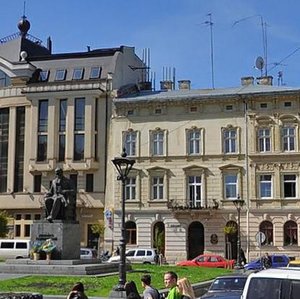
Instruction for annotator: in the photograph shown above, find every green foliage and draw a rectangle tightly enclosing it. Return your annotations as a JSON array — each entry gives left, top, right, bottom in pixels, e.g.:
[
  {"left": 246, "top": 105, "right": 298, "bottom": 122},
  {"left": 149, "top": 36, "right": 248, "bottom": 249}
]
[
  {"left": 224, "top": 224, "right": 237, "bottom": 235},
  {"left": 0, "top": 264, "right": 231, "bottom": 297},
  {"left": 153, "top": 225, "right": 165, "bottom": 254},
  {"left": 90, "top": 222, "right": 105, "bottom": 236},
  {"left": 0, "top": 211, "right": 9, "bottom": 238}
]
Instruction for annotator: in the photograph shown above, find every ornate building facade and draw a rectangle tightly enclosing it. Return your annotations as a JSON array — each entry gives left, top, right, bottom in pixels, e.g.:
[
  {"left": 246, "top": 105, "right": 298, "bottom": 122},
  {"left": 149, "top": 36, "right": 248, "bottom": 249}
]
[
  {"left": 0, "top": 16, "right": 145, "bottom": 247},
  {"left": 105, "top": 77, "right": 300, "bottom": 263}
]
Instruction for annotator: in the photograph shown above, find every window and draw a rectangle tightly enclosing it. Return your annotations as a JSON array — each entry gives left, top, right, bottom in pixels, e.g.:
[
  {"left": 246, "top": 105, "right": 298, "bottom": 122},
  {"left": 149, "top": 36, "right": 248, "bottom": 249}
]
[
  {"left": 125, "top": 221, "right": 136, "bottom": 245},
  {"left": 155, "top": 108, "right": 162, "bottom": 114},
  {"left": 59, "top": 99, "right": 67, "bottom": 161},
  {"left": 259, "top": 175, "right": 272, "bottom": 198},
  {"left": 125, "top": 177, "right": 136, "bottom": 200},
  {"left": 225, "top": 105, "right": 233, "bottom": 111},
  {"left": 284, "top": 220, "right": 297, "bottom": 246},
  {"left": 224, "top": 174, "right": 237, "bottom": 199},
  {"left": 223, "top": 128, "right": 236, "bottom": 153},
  {"left": 259, "top": 221, "right": 273, "bottom": 245},
  {"left": 37, "top": 100, "right": 48, "bottom": 162},
  {"left": 283, "top": 174, "right": 296, "bottom": 198},
  {"left": 85, "top": 173, "right": 94, "bottom": 192},
  {"left": 39, "top": 70, "right": 49, "bottom": 82},
  {"left": 188, "top": 175, "right": 202, "bottom": 207},
  {"left": 70, "top": 174, "right": 78, "bottom": 192},
  {"left": 0, "top": 108, "right": 9, "bottom": 192},
  {"left": 190, "top": 106, "right": 197, "bottom": 112},
  {"left": 15, "top": 225, "right": 21, "bottom": 237},
  {"left": 284, "top": 101, "right": 292, "bottom": 107},
  {"left": 55, "top": 69, "right": 66, "bottom": 81},
  {"left": 90, "top": 67, "right": 101, "bottom": 79},
  {"left": 74, "top": 98, "right": 85, "bottom": 161},
  {"left": 0, "top": 69, "right": 11, "bottom": 87},
  {"left": 24, "top": 224, "right": 30, "bottom": 237},
  {"left": 258, "top": 128, "right": 271, "bottom": 152},
  {"left": 72, "top": 68, "right": 84, "bottom": 80},
  {"left": 282, "top": 126, "right": 295, "bottom": 151},
  {"left": 260, "top": 103, "right": 268, "bottom": 108},
  {"left": 152, "top": 176, "right": 164, "bottom": 200},
  {"left": 187, "top": 129, "right": 201, "bottom": 155},
  {"left": 151, "top": 130, "right": 164, "bottom": 156},
  {"left": 124, "top": 131, "right": 137, "bottom": 156}
]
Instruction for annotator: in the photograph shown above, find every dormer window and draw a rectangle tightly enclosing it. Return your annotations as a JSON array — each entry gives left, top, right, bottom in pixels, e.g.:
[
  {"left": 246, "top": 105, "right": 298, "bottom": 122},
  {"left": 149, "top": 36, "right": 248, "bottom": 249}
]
[
  {"left": 72, "top": 68, "right": 84, "bottom": 80},
  {"left": 55, "top": 70, "right": 67, "bottom": 81},
  {"left": 39, "top": 70, "right": 49, "bottom": 82},
  {"left": 90, "top": 67, "right": 101, "bottom": 79}
]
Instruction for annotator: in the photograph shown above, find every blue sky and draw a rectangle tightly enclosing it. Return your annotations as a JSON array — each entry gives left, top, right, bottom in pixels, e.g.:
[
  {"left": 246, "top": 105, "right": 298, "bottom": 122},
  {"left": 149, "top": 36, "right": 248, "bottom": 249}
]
[{"left": 2, "top": 0, "right": 300, "bottom": 89}]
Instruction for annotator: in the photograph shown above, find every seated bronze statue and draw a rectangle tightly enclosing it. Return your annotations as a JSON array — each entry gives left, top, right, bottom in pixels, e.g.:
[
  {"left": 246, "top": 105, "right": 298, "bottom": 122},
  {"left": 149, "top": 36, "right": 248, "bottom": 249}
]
[{"left": 44, "top": 167, "right": 76, "bottom": 222}]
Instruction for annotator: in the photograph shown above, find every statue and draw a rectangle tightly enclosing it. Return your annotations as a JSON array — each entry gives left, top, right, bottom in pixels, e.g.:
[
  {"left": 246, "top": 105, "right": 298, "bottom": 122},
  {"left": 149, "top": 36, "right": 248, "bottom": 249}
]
[{"left": 44, "top": 167, "right": 76, "bottom": 222}]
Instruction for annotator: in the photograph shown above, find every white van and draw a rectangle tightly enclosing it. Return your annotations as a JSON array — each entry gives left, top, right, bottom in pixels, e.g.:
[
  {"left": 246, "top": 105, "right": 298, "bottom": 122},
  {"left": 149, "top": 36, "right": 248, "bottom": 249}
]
[
  {"left": 0, "top": 239, "right": 31, "bottom": 259},
  {"left": 108, "top": 248, "right": 158, "bottom": 264},
  {"left": 241, "top": 268, "right": 300, "bottom": 299}
]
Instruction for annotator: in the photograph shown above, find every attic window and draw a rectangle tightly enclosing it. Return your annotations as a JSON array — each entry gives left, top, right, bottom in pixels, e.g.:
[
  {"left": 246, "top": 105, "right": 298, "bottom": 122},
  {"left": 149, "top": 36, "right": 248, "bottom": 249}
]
[
  {"left": 90, "top": 67, "right": 101, "bottom": 79},
  {"left": 155, "top": 108, "right": 162, "bottom": 114},
  {"left": 72, "top": 68, "right": 84, "bottom": 80},
  {"left": 284, "top": 102, "right": 292, "bottom": 107},
  {"left": 39, "top": 70, "right": 49, "bottom": 82},
  {"left": 55, "top": 70, "right": 67, "bottom": 81},
  {"left": 225, "top": 105, "right": 233, "bottom": 111},
  {"left": 260, "top": 103, "right": 268, "bottom": 109}
]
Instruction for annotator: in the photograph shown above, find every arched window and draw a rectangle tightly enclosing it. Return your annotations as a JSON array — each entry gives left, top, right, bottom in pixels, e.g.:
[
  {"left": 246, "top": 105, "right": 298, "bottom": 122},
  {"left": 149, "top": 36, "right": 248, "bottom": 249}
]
[
  {"left": 284, "top": 220, "right": 297, "bottom": 246},
  {"left": 259, "top": 221, "right": 273, "bottom": 245},
  {"left": 0, "top": 70, "right": 11, "bottom": 87},
  {"left": 125, "top": 221, "right": 136, "bottom": 245}
]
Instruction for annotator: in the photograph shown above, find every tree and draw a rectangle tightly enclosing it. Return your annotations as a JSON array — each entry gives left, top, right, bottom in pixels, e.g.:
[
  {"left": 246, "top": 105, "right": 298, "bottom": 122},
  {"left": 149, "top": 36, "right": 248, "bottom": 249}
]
[
  {"left": 0, "top": 211, "right": 9, "bottom": 238},
  {"left": 91, "top": 221, "right": 105, "bottom": 255}
]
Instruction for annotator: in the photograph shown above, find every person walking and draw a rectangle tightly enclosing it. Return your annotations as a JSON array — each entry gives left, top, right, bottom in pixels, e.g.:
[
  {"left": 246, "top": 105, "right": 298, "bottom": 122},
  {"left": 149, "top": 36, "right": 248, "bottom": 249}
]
[
  {"left": 141, "top": 274, "right": 160, "bottom": 299},
  {"left": 125, "top": 280, "right": 141, "bottom": 299},
  {"left": 67, "top": 282, "right": 88, "bottom": 299},
  {"left": 163, "top": 271, "right": 181, "bottom": 299},
  {"left": 261, "top": 252, "right": 272, "bottom": 269},
  {"left": 177, "top": 277, "right": 195, "bottom": 299}
]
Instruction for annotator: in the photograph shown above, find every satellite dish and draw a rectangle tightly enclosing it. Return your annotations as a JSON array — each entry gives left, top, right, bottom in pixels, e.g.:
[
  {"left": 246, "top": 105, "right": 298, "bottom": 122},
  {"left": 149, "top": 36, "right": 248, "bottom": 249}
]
[{"left": 255, "top": 56, "right": 264, "bottom": 70}]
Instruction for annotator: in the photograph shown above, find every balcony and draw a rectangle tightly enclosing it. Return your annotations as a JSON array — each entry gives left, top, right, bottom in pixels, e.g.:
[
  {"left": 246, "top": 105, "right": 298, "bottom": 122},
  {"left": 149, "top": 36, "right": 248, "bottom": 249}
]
[{"left": 167, "top": 198, "right": 219, "bottom": 211}]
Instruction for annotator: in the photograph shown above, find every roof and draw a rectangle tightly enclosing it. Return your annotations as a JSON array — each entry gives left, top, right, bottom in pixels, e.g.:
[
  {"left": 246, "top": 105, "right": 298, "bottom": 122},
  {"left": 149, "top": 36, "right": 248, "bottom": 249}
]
[
  {"left": 114, "top": 84, "right": 300, "bottom": 104},
  {"left": 248, "top": 268, "right": 300, "bottom": 279}
]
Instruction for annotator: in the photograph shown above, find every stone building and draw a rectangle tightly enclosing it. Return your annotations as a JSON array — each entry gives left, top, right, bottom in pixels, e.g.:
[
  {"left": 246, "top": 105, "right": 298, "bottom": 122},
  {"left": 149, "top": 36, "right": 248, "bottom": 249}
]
[
  {"left": 105, "top": 76, "right": 300, "bottom": 263},
  {"left": 0, "top": 16, "right": 145, "bottom": 247}
]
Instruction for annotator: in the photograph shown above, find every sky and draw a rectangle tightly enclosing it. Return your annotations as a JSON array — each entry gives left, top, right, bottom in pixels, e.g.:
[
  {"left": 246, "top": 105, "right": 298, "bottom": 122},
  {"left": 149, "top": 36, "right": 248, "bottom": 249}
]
[{"left": 2, "top": 0, "right": 300, "bottom": 90}]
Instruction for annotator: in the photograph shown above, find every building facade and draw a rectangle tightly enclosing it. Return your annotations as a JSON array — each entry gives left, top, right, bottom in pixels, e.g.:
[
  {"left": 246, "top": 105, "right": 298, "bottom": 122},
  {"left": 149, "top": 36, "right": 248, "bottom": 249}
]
[
  {"left": 0, "top": 16, "right": 145, "bottom": 247},
  {"left": 105, "top": 77, "right": 300, "bottom": 263}
]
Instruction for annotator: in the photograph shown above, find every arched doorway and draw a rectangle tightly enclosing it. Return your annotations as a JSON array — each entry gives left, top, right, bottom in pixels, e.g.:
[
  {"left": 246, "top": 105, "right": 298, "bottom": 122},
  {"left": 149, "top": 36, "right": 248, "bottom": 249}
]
[
  {"left": 224, "top": 221, "right": 237, "bottom": 260},
  {"left": 188, "top": 221, "right": 204, "bottom": 259},
  {"left": 153, "top": 222, "right": 165, "bottom": 255}
]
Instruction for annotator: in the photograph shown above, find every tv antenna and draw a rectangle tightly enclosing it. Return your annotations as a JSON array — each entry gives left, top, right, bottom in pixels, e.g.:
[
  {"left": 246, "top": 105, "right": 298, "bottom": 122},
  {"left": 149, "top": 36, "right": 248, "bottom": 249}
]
[
  {"left": 202, "top": 13, "right": 215, "bottom": 89},
  {"left": 233, "top": 15, "right": 268, "bottom": 76}
]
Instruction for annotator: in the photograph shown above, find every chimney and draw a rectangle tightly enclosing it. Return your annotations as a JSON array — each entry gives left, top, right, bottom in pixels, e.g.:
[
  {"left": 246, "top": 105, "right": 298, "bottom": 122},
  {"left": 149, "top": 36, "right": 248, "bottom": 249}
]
[
  {"left": 160, "top": 80, "right": 173, "bottom": 91},
  {"left": 178, "top": 80, "right": 191, "bottom": 90},
  {"left": 241, "top": 76, "right": 254, "bottom": 86},
  {"left": 256, "top": 76, "right": 273, "bottom": 86}
]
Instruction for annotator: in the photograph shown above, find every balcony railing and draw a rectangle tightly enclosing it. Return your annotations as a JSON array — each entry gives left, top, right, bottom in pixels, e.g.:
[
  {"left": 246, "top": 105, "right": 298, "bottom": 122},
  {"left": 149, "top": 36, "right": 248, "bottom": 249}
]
[{"left": 167, "top": 198, "right": 219, "bottom": 211}]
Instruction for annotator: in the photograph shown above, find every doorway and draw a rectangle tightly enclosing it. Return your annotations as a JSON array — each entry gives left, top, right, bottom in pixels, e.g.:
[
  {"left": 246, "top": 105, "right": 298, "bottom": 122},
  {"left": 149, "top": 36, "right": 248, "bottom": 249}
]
[{"left": 188, "top": 221, "right": 204, "bottom": 259}]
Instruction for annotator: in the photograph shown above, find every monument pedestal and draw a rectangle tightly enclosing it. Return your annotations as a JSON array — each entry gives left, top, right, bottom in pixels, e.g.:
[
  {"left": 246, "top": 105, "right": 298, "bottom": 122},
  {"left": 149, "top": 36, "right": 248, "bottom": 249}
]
[{"left": 31, "top": 220, "right": 80, "bottom": 260}]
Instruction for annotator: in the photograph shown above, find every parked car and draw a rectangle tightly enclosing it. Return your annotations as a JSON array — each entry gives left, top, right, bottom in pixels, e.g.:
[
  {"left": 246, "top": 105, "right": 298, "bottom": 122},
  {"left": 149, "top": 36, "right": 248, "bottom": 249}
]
[
  {"left": 80, "top": 248, "right": 98, "bottom": 259},
  {"left": 200, "top": 274, "right": 248, "bottom": 299},
  {"left": 0, "top": 239, "right": 31, "bottom": 259},
  {"left": 108, "top": 248, "right": 158, "bottom": 264},
  {"left": 177, "top": 254, "right": 235, "bottom": 268},
  {"left": 287, "top": 260, "right": 300, "bottom": 267},
  {"left": 241, "top": 268, "right": 300, "bottom": 299},
  {"left": 244, "top": 254, "right": 289, "bottom": 270}
]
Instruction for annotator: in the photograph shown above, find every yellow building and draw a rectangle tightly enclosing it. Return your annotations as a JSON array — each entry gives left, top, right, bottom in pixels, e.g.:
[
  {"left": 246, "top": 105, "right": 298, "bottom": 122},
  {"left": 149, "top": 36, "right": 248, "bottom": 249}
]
[
  {"left": 106, "top": 77, "right": 300, "bottom": 263},
  {"left": 0, "top": 16, "right": 145, "bottom": 248}
]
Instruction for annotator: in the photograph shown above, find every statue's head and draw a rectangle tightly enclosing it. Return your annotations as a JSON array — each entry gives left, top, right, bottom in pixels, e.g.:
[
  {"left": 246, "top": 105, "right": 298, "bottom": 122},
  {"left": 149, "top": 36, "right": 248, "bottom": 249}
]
[{"left": 55, "top": 167, "right": 63, "bottom": 178}]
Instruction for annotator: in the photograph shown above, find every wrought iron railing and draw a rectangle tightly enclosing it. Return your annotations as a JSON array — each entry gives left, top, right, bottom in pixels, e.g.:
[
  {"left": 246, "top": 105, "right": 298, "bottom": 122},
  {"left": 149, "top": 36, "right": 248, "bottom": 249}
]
[
  {"left": 167, "top": 198, "right": 219, "bottom": 211},
  {"left": 0, "top": 32, "right": 42, "bottom": 45}
]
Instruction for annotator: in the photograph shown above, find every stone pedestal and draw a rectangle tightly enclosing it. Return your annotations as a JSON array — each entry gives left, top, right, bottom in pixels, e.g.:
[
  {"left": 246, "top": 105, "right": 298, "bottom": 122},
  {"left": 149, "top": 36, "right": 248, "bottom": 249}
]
[{"left": 31, "top": 220, "right": 80, "bottom": 260}]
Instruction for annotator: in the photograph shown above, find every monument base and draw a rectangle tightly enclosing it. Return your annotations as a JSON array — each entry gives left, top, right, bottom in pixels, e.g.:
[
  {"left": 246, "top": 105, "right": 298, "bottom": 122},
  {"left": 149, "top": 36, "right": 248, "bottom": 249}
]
[{"left": 31, "top": 220, "right": 80, "bottom": 260}]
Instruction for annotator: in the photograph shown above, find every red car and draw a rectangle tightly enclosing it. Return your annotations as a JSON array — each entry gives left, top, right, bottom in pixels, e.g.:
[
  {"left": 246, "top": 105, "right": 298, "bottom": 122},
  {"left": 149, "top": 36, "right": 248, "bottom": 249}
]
[{"left": 177, "top": 253, "right": 235, "bottom": 268}]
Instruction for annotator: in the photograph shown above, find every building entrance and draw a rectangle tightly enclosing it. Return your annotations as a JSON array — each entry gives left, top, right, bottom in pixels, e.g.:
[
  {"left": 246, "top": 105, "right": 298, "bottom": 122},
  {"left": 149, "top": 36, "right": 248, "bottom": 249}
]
[{"left": 188, "top": 221, "right": 204, "bottom": 259}]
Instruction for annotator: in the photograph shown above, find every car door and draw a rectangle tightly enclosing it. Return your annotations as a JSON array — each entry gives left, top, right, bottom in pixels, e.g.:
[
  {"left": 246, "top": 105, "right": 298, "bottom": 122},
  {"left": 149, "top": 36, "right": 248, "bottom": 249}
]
[
  {"left": 135, "top": 250, "right": 146, "bottom": 263},
  {"left": 272, "top": 255, "right": 287, "bottom": 268},
  {"left": 125, "top": 250, "right": 136, "bottom": 262},
  {"left": 206, "top": 256, "right": 220, "bottom": 267}
]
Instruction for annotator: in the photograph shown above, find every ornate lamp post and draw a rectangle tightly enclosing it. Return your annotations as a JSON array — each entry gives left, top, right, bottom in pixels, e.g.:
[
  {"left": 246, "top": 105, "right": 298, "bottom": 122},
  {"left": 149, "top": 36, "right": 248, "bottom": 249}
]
[
  {"left": 232, "top": 195, "right": 245, "bottom": 269},
  {"left": 111, "top": 149, "right": 135, "bottom": 292}
]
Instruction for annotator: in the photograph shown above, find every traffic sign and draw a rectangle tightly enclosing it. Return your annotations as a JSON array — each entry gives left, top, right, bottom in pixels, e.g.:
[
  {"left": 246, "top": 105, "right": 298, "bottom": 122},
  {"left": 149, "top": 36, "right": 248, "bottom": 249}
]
[{"left": 255, "top": 232, "right": 266, "bottom": 246}]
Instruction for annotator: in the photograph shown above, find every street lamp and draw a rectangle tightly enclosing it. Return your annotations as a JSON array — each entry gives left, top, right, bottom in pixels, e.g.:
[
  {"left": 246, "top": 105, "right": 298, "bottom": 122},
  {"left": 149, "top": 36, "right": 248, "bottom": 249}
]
[
  {"left": 232, "top": 195, "right": 245, "bottom": 269},
  {"left": 111, "top": 148, "right": 135, "bottom": 292}
]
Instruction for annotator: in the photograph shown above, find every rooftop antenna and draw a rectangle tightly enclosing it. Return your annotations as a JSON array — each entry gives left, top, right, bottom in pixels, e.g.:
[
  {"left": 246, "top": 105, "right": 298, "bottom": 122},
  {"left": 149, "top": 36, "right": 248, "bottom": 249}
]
[
  {"left": 23, "top": 1, "right": 26, "bottom": 17},
  {"left": 203, "top": 13, "right": 215, "bottom": 89},
  {"left": 255, "top": 56, "right": 264, "bottom": 77},
  {"left": 233, "top": 15, "right": 268, "bottom": 76}
]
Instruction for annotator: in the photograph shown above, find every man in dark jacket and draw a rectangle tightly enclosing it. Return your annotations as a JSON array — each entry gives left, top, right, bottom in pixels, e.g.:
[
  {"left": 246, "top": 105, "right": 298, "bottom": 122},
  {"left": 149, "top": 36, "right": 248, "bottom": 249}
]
[{"left": 261, "top": 252, "right": 272, "bottom": 269}]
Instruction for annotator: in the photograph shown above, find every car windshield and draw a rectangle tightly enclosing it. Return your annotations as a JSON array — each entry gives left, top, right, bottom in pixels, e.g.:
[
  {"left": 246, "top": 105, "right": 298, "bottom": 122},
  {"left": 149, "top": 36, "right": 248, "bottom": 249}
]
[{"left": 210, "top": 277, "right": 247, "bottom": 291}]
